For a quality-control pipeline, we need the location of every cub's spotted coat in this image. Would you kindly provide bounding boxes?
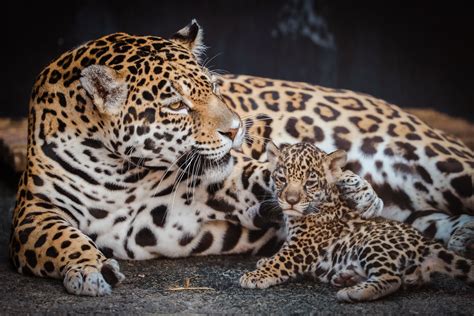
[240,143,473,302]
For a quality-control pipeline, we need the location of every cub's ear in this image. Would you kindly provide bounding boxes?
[266,141,281,171]
[324,149,347,183]
[171,19,205,62]
[80,65,128,114]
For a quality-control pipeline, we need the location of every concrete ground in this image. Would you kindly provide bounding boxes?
[0,182,473,314]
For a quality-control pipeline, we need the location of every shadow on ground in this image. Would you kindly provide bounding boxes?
[0,182,473,314]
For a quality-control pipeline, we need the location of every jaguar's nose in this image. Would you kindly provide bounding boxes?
[218,127,239,141]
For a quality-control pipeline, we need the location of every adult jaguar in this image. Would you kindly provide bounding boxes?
[9,20,473,296]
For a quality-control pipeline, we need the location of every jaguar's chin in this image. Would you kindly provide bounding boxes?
[177,151,233,177]
[200,153,233,172]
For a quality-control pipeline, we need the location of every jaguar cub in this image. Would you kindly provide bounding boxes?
[240,142,473,302]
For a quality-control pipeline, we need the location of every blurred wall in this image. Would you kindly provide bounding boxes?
[1,0,473,121]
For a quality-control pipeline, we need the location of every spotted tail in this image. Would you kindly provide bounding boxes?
[422,243,474,285]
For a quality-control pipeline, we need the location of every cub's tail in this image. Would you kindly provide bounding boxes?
[422,243,473,286]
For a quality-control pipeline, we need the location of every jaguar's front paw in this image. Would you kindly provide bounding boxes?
[337,170,363,191]
[239,271,277,289]
[337,170,383,219]
[63,258,125,296]
[360,197,383,219]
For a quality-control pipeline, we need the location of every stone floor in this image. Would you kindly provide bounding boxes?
[0,181,473,314]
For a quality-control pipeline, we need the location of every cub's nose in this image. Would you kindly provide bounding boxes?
[218,127,239,141]
[285,191,301,206]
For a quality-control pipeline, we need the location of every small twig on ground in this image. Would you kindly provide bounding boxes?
[167,277,215,291]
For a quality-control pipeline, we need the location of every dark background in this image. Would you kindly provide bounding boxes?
[1,0,473,121]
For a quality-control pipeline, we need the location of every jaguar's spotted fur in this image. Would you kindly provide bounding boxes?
[9,19,473,296]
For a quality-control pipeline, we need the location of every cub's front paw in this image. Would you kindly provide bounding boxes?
[239,271,277,289]
[63,258,125,296]
[256,257,271,268]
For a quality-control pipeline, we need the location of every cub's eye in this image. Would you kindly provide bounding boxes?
[305,172,319,188]
[305,180,317,188]
[168,101,188,112]
[276,175,287,184]
[273,168,287,185]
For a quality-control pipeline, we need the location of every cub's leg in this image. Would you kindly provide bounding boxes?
[336,243,403,302]
[330,268,366,288]
[240,244,300,289]
[10,202,124,296]
[255,256,271,268]
[336,275,402,303]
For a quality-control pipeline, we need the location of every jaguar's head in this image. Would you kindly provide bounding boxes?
[79,20,243,175]
[266,142,347,217]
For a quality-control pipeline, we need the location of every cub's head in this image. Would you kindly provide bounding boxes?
[266,142,347,217]
[75,20,243,173]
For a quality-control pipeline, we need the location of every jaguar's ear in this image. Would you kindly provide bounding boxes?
[324,149,347,183]
[266,141,281,171]
[171,19,205,62]
[80,65,128,114]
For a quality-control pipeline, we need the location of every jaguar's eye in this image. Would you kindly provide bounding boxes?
[168,101,188,112]
[209,74,220,94]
